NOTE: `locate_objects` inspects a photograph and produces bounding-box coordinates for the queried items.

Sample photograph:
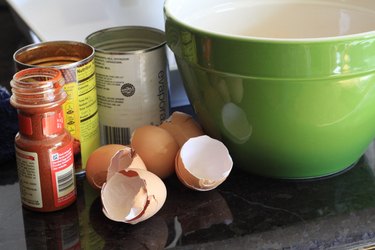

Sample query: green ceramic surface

[164,0,375,178]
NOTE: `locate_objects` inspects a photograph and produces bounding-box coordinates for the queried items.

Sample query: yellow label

[77,76,98,120]
[62,60,100,170]
[63,82,80,137]
[77,60,95,80]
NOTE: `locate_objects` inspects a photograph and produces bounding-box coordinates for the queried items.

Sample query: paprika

[10,68,76,212]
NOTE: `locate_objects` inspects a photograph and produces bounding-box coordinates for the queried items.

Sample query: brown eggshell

[159,111,204,147]
[101,168,167,224]
[86,144,146,191]
[89,197,169,249]
[131,125,179,179]
[175,135,233,191]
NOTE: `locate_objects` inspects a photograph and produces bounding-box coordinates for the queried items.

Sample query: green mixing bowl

[164,0,375,179]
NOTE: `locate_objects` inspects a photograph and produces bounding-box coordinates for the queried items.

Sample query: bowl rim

[164,0,375,44]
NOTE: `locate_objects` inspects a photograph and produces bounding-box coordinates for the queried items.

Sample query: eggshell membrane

[131,125,179,179]
[175,135,233,191]
[101,168,167,224]
[159,111,204,147]
[101,170,148,222]
[107,148,147,181]
[86,144,146,190]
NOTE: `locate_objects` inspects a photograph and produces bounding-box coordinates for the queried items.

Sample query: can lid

[13,41,94,69]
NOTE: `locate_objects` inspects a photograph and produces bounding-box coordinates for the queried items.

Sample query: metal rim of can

[85,26,166,55]
[13,40,95,69]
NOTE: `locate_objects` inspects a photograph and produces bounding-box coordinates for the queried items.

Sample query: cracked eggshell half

[86,145,146,191]
[101,151,167,224]
[106,148,147,180]
[175,135,233,191]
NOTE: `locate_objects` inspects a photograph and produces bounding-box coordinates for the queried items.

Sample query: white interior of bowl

[165,0,375,40]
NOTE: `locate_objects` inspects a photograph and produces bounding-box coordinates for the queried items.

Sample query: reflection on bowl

[164,0,375,178]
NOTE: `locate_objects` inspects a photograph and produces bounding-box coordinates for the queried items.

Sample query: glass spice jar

[10,68,77,212]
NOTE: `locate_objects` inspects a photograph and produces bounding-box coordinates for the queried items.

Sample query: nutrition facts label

[62,60,100,171]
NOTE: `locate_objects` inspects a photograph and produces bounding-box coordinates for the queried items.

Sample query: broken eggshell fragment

[106,148,147,180]
[86,145,146,191]
[101,150,167,224]
[175,135,233,191]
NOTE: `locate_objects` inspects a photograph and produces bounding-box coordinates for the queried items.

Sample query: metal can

[14,41,101,175]
[86,26,169,145]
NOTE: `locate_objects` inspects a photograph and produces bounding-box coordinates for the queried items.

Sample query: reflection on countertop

[3,141,375,249]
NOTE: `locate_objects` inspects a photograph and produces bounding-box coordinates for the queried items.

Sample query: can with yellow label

[14,41,101,175]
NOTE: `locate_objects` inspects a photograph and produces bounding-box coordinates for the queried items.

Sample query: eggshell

[86,144,146,190]
[175,135,233,191]
[89,198,169,249]
[131,125,179,179]
[101,150,167,224]
[159,111,204,147]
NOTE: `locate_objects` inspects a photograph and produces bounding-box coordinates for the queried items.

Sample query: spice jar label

[15,148,43,208]
[50,142,76,207]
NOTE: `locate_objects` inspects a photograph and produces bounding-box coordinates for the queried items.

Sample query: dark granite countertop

[2,4,375,248]
[2,135,375,249]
